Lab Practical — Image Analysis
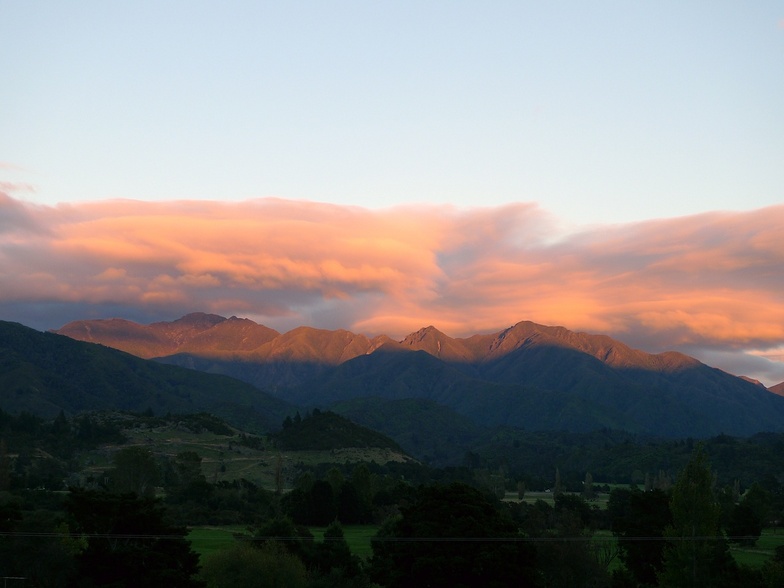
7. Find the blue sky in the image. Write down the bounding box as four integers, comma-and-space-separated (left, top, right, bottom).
3, 2, 784, 385
3, 1, 782, 225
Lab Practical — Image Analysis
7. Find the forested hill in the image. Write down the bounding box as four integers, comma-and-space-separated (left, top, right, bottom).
272, 410, 406, 453
0, 320, 292, 433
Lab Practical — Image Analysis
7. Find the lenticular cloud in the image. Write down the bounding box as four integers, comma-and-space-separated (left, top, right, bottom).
1, 193, 784, 358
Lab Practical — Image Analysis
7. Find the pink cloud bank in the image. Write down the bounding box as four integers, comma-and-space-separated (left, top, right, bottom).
2, 193, 784, 383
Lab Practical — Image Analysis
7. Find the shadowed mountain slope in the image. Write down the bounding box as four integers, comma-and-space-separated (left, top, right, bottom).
0, 320, 293, 433
330, 397, 485, 464
53, 314, 784, 438
272, 410, 406, 452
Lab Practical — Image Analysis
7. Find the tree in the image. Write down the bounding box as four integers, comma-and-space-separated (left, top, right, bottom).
199, 541, 307, 588
253, 516, 314, 559
0, 496, 83, 587
539, 494, 609, 587
553, 467, 563, 498
337, 482, 362, 524
308, 520, 362, 581
110, 446, 160, 497
660, 446, 737, 587
67, 488, 202, 587
167, 451, 211, 504
309, 479, 336, 525
274, 454, 284, 494
726, 503, 762, 546
370, 483, 538, 588
350, 464, 374, 523
0, 440, 10, 491
326, 467, 344, 494
761, 546, 784, 587
742, 483, 772, 528
554, 493, 594, 530
608, 487, 671, 585
582, 471, 595, 501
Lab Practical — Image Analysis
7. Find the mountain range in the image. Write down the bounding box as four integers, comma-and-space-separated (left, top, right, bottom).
53, 313, 784, 439
0, 319, 292, 433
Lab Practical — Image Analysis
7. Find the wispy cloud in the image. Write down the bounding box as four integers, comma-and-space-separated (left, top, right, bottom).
0, 163, 28, 171
0, 181, 36, 193
1, 195, 783, 383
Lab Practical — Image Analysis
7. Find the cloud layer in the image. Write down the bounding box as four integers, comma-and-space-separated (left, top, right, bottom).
2, 192, 784, 384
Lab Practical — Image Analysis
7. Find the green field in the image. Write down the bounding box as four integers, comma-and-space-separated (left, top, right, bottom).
190, 523, 784, 571
591, 528, 784, 571
504, 490, 611, 509
188, 524, 380, 561
188, 526, 251, 559
729, 529, 784, 568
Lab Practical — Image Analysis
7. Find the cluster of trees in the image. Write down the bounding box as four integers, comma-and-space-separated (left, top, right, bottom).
366, 447, 784, 588
275, 410, 403, 452
281, 464, 412, 526
461, 428, 784, 492
102, 445, 279, 527
604, 447, 784, 587
201, 446, 784, 587
5, 408, 784, 586
0, 488, 201, 587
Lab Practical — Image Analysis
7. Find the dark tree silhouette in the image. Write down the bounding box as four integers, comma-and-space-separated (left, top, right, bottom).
370, 483, 538, 588
660, 446, 738, 587
608, 487, 672, 585
67, 489, 202, 587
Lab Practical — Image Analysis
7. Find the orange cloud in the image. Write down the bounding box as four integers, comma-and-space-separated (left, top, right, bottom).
1, 195, 784, 382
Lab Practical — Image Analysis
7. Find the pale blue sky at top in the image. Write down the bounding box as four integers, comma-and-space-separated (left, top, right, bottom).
2, 1, 783, 226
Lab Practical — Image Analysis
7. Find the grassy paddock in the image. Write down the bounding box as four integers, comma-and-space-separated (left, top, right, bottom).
188, 524, 380, 561
730, 528, 784, 568
504, 490, 611, 509
187, 526, 249, 559
191, 524, 784, 569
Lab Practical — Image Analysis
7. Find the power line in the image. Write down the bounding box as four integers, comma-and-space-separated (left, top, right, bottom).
0, 531, 758, 543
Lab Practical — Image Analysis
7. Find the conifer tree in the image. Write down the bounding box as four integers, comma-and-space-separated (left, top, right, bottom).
660, 446, 737, 587
553, 467, 563, 498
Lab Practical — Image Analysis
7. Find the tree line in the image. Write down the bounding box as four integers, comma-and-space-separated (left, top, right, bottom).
3, 409, 784, 585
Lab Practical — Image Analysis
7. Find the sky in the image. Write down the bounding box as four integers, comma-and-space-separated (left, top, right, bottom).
1, 2, 784, 385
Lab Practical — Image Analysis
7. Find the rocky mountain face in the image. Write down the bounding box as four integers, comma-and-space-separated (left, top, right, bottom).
54, 313, 784, 438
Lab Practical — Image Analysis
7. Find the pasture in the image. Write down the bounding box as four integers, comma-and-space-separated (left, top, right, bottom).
188, 524, 784, 570
729, 529, 784, 567
187, 524, 380, 561
80, 422, 409, 491
504, 490, 611, 509
188, 526, 251, 558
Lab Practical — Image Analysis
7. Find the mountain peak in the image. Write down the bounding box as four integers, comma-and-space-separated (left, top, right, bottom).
48, 312, 784, 437
400, 326, 475, 362
401, 325, 443, 343
170, 312, 226, 325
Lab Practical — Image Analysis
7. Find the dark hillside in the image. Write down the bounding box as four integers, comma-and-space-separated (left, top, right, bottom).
0, 320, 293, 433
331, 397, 484, 465
53, 314, 784, 439
272, 410, 405, 452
